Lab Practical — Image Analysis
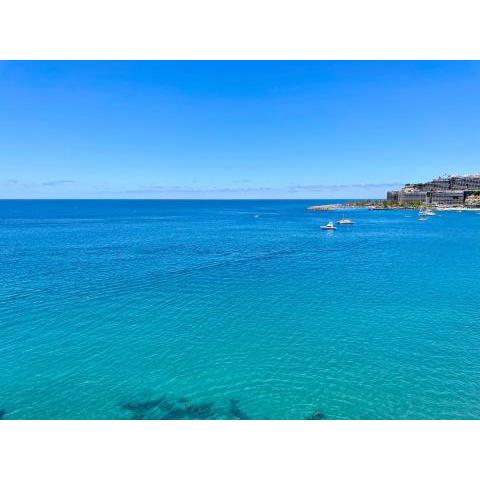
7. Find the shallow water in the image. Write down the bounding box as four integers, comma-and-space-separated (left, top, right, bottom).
1, 200, 480, 419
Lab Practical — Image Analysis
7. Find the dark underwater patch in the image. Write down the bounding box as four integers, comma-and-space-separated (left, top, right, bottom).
120, 395, 252, 420
121, 394, 325, 420
159, 401, 216, 420
121, 396, 175, 420
305, 409, 325, 420
228, 399, 250, 420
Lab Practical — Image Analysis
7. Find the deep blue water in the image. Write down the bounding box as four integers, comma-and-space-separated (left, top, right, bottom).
1, 200, 480, 419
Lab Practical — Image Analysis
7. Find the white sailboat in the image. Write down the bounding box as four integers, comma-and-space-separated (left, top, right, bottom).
337, 214, 354, 224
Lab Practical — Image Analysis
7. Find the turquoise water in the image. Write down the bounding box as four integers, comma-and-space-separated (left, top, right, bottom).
1, 200, 480, 419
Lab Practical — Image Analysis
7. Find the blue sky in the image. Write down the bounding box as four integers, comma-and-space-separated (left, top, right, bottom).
1, 61, 480, 199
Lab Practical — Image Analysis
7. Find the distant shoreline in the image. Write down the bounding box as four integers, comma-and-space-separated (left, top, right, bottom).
307, 202, 480, 211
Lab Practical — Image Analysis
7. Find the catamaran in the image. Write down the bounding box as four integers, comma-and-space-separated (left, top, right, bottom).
337, 215, 354, 224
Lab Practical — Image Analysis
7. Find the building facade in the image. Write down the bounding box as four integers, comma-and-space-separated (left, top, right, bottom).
428, 190, 464, 206
387, 191, 399, 203
449, 175, 480, 190
398, 190, 427, 204
386, 174, 480, 207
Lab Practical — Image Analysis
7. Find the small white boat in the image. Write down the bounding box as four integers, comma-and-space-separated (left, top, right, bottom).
418, 217, 428, 221
419, 209, 436, 216
321, 221, 337, 230
337, 216, 354, 225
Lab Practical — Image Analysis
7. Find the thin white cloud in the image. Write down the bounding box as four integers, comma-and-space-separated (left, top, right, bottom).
41, 180, 77, 186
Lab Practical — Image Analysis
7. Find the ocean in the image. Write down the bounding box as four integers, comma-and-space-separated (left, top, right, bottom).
1, 200, 480, 419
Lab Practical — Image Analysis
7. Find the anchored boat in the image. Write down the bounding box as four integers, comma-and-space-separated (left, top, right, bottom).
419, 209, 436, 216
321, 221, 337, 230
337, 215, 354, 225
